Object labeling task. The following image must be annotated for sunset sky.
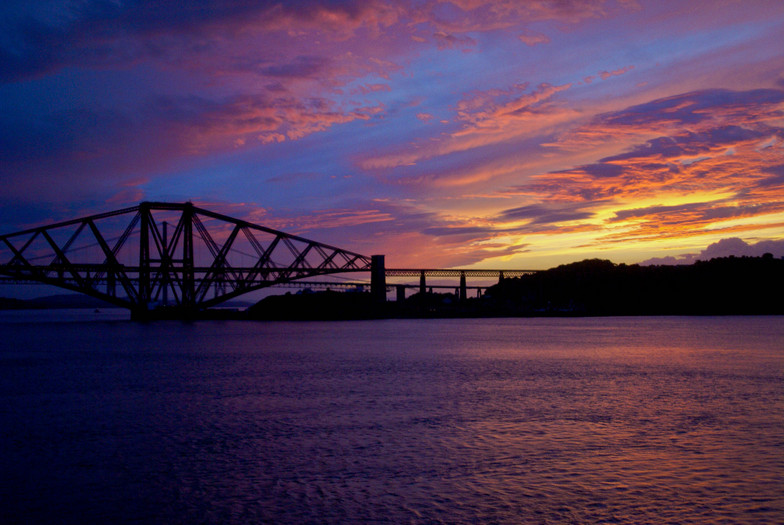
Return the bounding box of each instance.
[2,0,783,269]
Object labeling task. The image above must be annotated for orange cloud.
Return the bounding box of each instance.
[493,88,784,254]
[177,95,384,150]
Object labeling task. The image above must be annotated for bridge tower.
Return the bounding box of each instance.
[371,255,386,304]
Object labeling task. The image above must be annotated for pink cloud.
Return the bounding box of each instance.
[599,65,634,80]
[518,30,550,46]
[421,0,614,34]
[171,93,385,149]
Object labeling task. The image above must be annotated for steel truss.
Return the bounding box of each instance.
[0,202,371,315]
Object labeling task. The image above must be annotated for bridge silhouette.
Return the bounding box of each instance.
[0,202,536,319]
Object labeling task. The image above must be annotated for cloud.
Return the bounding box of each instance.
[456,82,572,123]
[491,86,784,257]
[420,225,494,238]
[606,200,784,244]
[0,0,637,206]
[510,89,784,203]
[756,164,784,189]
[258,197,535,268]
[259,55,330,79]
[358,82,574,173]
[353,83,392,95]
[3,0,783,271]
[0,91,383,203]
[518,30,550,46]
[266,208,395,233]
[596,88,784,132]
[601,126,779,164]
[1,0,611,208]
[640,237,784,265]
[235,95,382,143]
[432,32,477,51]
[599,65,634,80]
[558,163,626,178]
[0,1,410,81]
[0,0,630,82]
[424,0,612,33]
[499,203,595,225]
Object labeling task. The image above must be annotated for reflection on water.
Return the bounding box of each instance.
[0,316,782,524]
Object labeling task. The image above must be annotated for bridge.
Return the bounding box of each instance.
[0,202,536,318]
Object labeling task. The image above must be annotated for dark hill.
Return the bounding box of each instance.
[248,290,382,320]
[483,255,784,316]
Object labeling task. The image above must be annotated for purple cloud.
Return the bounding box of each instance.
[499,204,595,225]
[602,125,778,163]
[598,89,784,129]
[260,56,330,78]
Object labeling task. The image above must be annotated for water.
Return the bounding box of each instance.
[0,315,782,524]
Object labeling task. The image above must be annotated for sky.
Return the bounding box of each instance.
[1,0,783,270]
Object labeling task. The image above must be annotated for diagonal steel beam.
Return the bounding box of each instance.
[87,219,138,302]
[195,223,241,302]
[41,229,86,289]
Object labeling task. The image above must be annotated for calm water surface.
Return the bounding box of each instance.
[0,314,782,524]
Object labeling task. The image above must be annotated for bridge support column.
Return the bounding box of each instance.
[419,270,426,296]
[182,202,195,310]
[396,285,406,302]
[162,221,169,306]
[139,202,151,307]
[459,271,467,302]
[371,255,386,304]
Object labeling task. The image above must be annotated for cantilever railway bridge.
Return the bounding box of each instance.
[0,202,537,318]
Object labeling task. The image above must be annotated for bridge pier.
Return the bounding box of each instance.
[371,255,386,304]
[459,271,467,301]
